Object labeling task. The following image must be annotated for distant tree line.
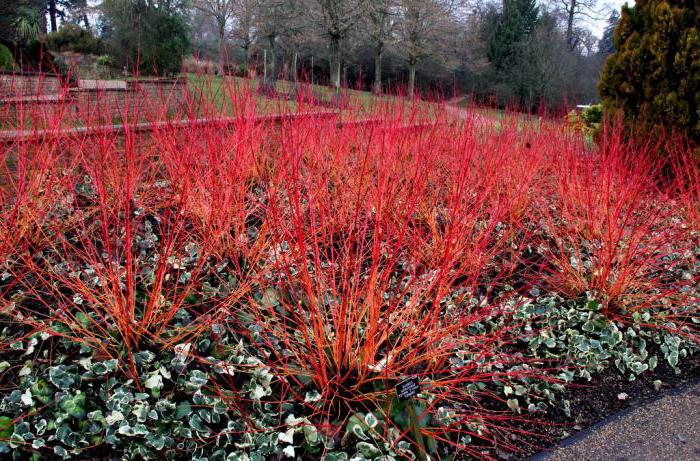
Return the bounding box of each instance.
[1,0,622,110]
[185,0,621,109]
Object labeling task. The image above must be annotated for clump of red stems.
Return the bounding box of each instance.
[534,127,698,337]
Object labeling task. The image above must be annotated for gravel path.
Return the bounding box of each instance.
[443,96,490,125]
[532,380,700,461]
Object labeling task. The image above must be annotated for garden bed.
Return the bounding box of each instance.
[0,82,698,460]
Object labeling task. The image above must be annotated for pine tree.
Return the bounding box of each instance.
[487,0,539,71]
[599,0,700,144]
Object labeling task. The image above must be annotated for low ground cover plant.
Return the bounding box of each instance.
[0,76,698,460]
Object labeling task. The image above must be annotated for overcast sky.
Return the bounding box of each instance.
[587,0,633,36]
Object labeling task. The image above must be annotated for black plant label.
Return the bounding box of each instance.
[396,377,420,401]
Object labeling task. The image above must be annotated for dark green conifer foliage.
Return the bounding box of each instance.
[487,0,540,71]
[599,0,700,144]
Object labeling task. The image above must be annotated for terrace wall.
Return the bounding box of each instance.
[0,78,187,128]
[0,72,63,98]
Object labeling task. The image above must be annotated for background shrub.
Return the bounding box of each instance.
[101,0,190,76]
[599,0,700,144]
[46,24,102,55]
[567,104,603,140]
[181,57,219,75]
[95,54,113,67]
[0,44,13,70]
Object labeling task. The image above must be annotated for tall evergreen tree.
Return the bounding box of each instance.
[101,0,190,75]
[599,0,700,144]
[487,0,539,71]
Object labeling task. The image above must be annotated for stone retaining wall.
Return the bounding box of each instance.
[1,78,187,128]
[0,72,64,98]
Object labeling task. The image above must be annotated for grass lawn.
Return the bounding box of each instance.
[186,73,443,120]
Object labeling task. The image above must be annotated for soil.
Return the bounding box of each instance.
[519,352,700,460]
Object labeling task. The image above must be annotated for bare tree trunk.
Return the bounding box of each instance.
[48,0,58,32]
[242,42,250,65]
[291,50,298,92]
[407,59,417,100]
[267,34,277,84]
[566,0,576,49]
[373,44,383,94]
[218,20,227,74]
[329,36,342,93]
[78,0,90,30]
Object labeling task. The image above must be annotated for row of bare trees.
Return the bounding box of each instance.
[6,0,611,103]
[188,0,612,102]
[191,0,463,96]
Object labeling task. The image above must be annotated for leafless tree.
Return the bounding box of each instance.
[365,0,394,94]
[232,0,259,64]
[395,0,460,99]
[558,0,606,50]
[181,0,605,104]
[572,26,597,55]
[257,1,279,83]
[516,16,573,108]
[277,0,307,87]
[254,0,306,86]
[193,0,238,71]
[305,0,367,92]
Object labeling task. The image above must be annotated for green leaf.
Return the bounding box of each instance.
[75,312,91,327]
[60,393,86,419]
[352,424,369,440]
[630,362,648,374]
[188,370,208,388]
[132,402,149,423]
[92,359,118,376]
[48,366,75,390]
[303,424,320,445]
[189,414,210,434]
[144,372,163,397]
[304,390,322,403]
[356,441,381,458]
[648,356,658,370]
[54,445,69,459]
[346,413,369,440]
[668,351,679,367]
[0,417,13,438]
[88,410,106,426]
[175,402,192,420]
[30,379,53,404]
[585,299,599,311]
[364,412,378,429]
[507,398,520,413]
[146,433,167,450]
[31,438,45,449]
